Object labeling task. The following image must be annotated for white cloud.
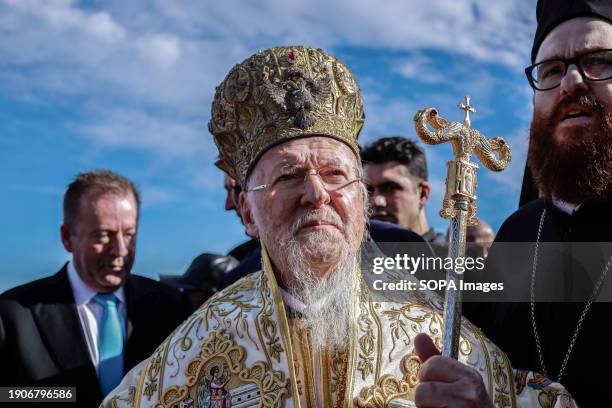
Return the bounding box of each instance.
[360,96,419,141]
[85,11,127,43]
[4,0,126,43]
[393,55,445,84]
[150,0,535,67]
[70,108,216,160]
[1,0,536,108]
[136,33,182,68]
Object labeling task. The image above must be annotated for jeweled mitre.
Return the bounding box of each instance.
[209,45,365,186]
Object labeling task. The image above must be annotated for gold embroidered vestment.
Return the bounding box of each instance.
[103,249,575,408]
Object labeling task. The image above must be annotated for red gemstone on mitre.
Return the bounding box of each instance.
[499,140,505,144]
[287,51,295,61]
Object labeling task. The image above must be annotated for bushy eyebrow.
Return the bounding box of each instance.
[276,158,350,173]
[370,181,403,190]
[538,47,611,63]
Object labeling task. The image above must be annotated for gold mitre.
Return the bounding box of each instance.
[209,45,365,186]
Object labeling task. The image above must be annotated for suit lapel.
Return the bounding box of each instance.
[124,275,143,370]
[124,275,137,341]
[33,266,96,375]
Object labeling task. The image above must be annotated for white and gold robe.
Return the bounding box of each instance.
[102,247,575,408]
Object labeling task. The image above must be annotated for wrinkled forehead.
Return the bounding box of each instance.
[80,190,136,212]
[73,192,138,229]
[249,136,359,181]
[537,17,612,61]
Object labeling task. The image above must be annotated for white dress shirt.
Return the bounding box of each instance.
[66,261,127,373]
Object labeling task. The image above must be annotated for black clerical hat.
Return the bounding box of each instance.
[532,0,612,63]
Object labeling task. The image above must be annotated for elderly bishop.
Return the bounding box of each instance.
[103,46,575,408]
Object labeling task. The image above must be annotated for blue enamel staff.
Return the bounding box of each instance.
[413,96,511,358]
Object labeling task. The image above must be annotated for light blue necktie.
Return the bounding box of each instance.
[94,293,125,396]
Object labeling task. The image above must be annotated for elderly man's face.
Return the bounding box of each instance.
[529,17,612,202]
[241,137,365,282]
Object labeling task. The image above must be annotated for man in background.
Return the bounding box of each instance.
[466,218,495,258]
[362,136,446,246]
[0,170,190,407]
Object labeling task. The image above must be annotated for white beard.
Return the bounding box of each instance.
[282,229,359,352]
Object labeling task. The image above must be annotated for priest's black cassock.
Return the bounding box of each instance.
[464,0,612,405]
[465,195,612,407]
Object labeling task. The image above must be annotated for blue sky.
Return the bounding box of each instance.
[0,0,537,290]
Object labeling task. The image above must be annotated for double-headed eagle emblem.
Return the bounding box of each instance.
[263,67,332,129]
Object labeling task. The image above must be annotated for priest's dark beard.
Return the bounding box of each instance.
[528,94,612,203]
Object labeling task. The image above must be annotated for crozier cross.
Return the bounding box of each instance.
[458,95,476,128]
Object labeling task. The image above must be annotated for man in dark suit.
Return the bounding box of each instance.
[0,170,191,407]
